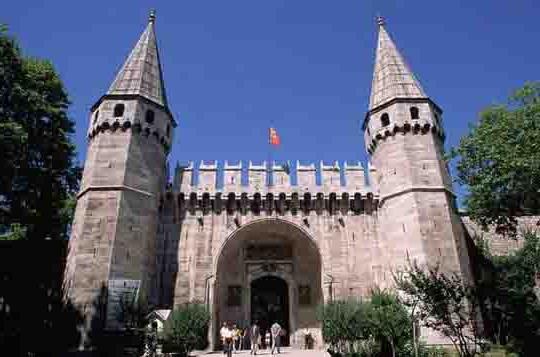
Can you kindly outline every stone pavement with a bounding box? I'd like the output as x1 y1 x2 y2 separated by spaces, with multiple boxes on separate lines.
193 347 329 357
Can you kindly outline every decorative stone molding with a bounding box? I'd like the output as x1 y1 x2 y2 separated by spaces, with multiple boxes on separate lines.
367 120 445 155
87 117 172 153
172 190 378 217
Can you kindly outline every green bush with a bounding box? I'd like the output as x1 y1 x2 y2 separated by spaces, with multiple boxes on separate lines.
162 302 210 357
366 289 412 357
317 290 414 357
317 299 370 355
399 342 451 357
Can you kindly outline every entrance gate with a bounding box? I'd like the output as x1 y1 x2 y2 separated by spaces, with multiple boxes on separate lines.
251 276 290 346
212 218 323 349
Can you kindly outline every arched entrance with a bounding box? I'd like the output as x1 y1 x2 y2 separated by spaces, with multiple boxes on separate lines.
212 218 323 349
251 276 290 346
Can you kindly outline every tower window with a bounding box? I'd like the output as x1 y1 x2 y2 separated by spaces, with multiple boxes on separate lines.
113 103 125 117
381 113 390 127
410 106 419 120
166 124 171 137
93 110 99 124
145 109 155 124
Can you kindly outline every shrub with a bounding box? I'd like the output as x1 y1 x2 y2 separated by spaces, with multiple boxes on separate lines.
366 289 412 357
317 299 370 355
162 302 210 357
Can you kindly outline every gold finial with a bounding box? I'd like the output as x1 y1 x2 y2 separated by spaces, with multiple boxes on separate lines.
376 16 385 27
149 9 156 24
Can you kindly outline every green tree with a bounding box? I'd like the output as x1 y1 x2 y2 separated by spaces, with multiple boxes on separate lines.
476 231 540 355
317 299 370 356
0 25 80 240
395 263 483 357
366 289 412 357
450 82 540 235
162 302 210 357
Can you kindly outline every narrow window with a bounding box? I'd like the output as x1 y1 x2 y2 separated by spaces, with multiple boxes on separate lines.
93 110 99 123
410 106 419 119
381 113 390 127
166 124 171 137
113 103 125 117
145 109 155 124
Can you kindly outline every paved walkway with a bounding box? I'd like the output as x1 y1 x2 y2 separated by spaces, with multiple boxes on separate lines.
197 348 329 357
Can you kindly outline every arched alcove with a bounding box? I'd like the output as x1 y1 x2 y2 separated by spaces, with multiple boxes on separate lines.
212 218 323 349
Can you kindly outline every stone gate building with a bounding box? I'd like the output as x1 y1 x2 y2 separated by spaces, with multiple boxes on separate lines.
64 13 478 349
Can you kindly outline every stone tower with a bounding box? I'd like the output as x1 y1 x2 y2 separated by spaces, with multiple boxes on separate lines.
363 18 472 285
63 11 175 347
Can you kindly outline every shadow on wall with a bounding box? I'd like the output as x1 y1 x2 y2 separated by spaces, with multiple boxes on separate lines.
0 240 83 355
0 240 145 356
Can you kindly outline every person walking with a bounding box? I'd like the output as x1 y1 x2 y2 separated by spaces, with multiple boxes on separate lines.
265 330 271 352
270 322 282 355
220 322 229 354
232 324 239 353
223 323 234 357
241 327 247 351
249 321 260 355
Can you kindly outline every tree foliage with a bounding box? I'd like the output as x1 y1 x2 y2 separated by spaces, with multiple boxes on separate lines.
317 292 414 357
317 299 371 355
366 289 412 357
395 263 483 357
0 26 80 240
476 231 540 355
450 82 540 235
162 302 210 357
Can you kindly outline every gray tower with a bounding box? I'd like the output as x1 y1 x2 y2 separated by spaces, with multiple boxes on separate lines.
363 18 471 289
63 11 175 347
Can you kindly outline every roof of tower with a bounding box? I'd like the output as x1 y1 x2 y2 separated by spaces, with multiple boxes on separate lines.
369 17 427 110
107 10 169 108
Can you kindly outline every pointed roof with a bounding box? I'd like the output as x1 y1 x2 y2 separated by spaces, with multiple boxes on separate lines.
107 10 168 108
369 17 427 110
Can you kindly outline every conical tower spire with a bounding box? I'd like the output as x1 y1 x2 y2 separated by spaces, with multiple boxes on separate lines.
369 17 427 110
107 10 168 108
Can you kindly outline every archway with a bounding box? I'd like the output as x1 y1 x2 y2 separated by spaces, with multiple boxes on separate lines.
251 276 290 346
212 218 323 349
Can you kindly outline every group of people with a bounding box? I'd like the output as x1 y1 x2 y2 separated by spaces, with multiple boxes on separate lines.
220 321 284 357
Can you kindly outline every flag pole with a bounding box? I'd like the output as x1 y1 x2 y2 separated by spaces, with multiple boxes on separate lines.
268 126 273 188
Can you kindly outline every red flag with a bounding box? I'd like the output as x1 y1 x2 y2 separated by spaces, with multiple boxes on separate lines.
269 127 280 146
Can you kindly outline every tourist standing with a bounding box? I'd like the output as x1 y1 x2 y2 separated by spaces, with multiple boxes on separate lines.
265 330 271 351
232 324 239 353
270 322 282 355
249 321 260 355
220 322 229 354
223 323 234 357
241 327 247 351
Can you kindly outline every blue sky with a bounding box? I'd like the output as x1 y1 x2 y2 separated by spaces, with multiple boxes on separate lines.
3 1 539 196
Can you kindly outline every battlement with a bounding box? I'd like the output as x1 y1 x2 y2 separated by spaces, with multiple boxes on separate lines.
171 160 378 197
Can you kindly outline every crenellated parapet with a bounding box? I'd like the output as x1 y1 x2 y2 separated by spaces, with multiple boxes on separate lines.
168 160 379 216
172 160 378 195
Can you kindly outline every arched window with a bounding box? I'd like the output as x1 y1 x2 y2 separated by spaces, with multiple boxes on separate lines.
410 106 419 120
93 110 99 123
381 113 390 127
166 124 171 137
113 104 125 117
145 109 155 124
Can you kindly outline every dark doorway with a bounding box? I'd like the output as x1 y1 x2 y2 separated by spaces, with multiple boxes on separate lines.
251 276 290 346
